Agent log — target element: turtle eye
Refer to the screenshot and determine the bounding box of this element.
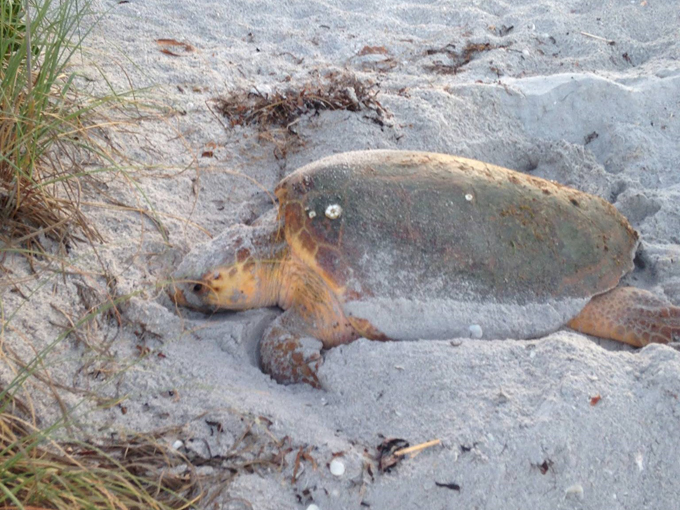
[192,283,204,293]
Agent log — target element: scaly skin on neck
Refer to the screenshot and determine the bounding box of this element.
[179,219,292,311]
[275,250,298,310]
[245,219,332,314]
[228,227,291,310]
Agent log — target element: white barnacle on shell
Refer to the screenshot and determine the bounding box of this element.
[325,204,343,219]
[306,209,317,219]
[465,193,474,202]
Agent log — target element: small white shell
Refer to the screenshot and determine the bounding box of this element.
[469,324,483,339]
[465,193,474,202]
[565,484,584,500]
[325,204,343,219]
[329,458,346,476]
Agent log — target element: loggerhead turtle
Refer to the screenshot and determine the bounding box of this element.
[170,150,680,386]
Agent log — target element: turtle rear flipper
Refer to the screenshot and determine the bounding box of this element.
[568,286,680,346]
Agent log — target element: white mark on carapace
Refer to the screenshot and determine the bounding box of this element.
[465,193,474,202]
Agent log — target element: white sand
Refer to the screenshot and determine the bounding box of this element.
[2,0,680,508]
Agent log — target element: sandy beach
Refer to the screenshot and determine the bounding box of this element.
[2,0,680,508]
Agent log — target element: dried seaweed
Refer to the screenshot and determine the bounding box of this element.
[424,41,510,75]
[213,73,388,157]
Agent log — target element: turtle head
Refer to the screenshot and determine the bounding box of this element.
[169,218,288,312]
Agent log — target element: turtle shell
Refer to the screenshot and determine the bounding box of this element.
[275,150,639,340]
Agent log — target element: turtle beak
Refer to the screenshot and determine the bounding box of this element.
[167,277,212,311]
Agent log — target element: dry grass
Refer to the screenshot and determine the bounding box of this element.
[0,274,202,509]
[0,394,201,510]
[0,387,297,510]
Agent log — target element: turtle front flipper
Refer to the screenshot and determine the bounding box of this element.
[260,309,326,387]
[568,286,680,346]
[261,254,362,386]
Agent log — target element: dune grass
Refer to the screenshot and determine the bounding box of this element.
[0,1,209,508]
[0,0,109,251]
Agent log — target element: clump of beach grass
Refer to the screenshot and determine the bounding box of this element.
[0,1,208,508]
[0,0,112,252]
[0,391,203,510]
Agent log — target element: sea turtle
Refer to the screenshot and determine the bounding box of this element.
[170,150,680,386]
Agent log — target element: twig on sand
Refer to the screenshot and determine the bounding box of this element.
[580,31,616,45]
[394,439,442,457]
